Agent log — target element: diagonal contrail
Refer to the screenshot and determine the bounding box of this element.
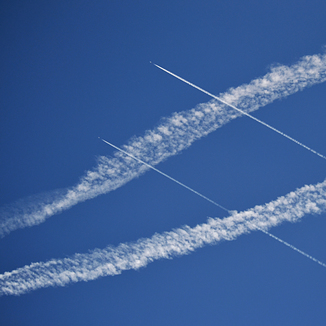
[1,52,326,236]
[153,63,326,161]
[101,138,325,268]
[1,179,326,296]
[258,228,326,268]
[100,138,230,213]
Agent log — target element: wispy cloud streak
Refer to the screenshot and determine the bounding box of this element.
[1,179,326,296]
[100,138,324,263]
[1,52,326,236]
[153,62,326,160]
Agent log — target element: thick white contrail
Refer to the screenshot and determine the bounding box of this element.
[100,138,230,213]
[1,52,326,236]
[101,137,325,267]
[1,179,326,296]
[153,63,326,161]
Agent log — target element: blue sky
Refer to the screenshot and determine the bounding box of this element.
[1,1,326,325]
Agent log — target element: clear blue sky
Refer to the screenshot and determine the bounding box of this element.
[1,1,326,325]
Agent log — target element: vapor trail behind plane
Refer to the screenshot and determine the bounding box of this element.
[1,179,326,296]
[153,63,326,161]
[101,137,325,267]
[100,138,230,213]
[1,52,326,236]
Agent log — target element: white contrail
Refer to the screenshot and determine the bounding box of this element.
[1,52,326,236]
[100,138,230,213]
[1,179,326,296]
[101,137,324,267]
[153,63,326,161]
[258,228,326,268]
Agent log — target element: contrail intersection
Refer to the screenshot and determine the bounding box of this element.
[1,51,326,296]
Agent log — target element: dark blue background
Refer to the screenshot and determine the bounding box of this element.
[1,1,326,325]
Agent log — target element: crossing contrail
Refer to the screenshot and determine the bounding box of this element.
[1,178,326,296]
[100,137,230,213]
[153,63,326,161]
[101,137,325,268]
[1,52,326,236]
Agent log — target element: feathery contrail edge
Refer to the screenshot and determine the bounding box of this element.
[1,52,325,237]
[152,62,326,161]
[2,178,326,296]
[100,137,326,268]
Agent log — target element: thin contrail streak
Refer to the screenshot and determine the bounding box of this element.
[100,138,230,212]
[153,63,326,161]
[101,137,325,268]
[1,52,326,236]
[259,228,326,268]
[1,179,326,296]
